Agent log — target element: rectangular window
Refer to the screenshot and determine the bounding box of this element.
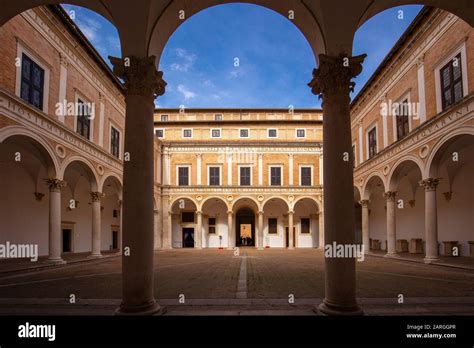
[211,129,221,138]
[155,129,164,138]
[368,127,377,159]
[209,167,220,186]
[440,53,463,110]
[352,144,356,168]
[270,166,282,186]
[395,99,410,140]
[300,218,310,234]
[300,167,312,186]
[215,114,223,121]
[161,114,169,122]
[20,54,44,110]
[268,129,278,138]
[110,126,120,158]
[239,129,249,138]
[183,129,193,138]
[178,167,189,186]
[208,217,216,234]
[296,129,306,138]
[240,167,251,186]
[182,212,194,223]
[268,218,277,234]
[76,98,91,139]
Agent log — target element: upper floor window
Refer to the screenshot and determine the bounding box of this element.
[161,114,169,122]
[110,126,120,158]
[178,166,190,186]
[395,99,409,140]
[300,218,310,234]
[300,166,312,186]
[352,144,356,168]
[268,129,278,138]
[440,53,463,110]
[239,166,251,186]
[215,114,223,121]
[368,126,377,159]
[182,129,193,138]
[155,129,164,138]
[209,166,221,186]
[211,129,221,138]
[239,129,249,138]
[76,98,91,140]
[296,129,306,138]
[270,166,282,186]
[20,54,44,110]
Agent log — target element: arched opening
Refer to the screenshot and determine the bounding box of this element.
[0,133,57,257]
[429,133,474,256]
[363,175,386,252]
[170,198,198,248]
[388,160,424,254]
[262,198,289,248]
[201,198,228,248]
[155,3,317,108]
[235,207,255,247]
[61,159,98,254]
[101,175,122,251]
[293,198,320,248]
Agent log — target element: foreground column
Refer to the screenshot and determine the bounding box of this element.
[308,54,366,315]
[419,178,440,263]
[318,210,324,249]
[90,192,104,257]
[257,210,264,250]
[227,211,234,248]
[384,191,397,257]
[359,200,370,254]
[46,179,66,264]
[110,55,166,315]
[196,210,202,249]
[288,211,294,249]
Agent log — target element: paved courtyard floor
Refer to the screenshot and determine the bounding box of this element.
[0,248,473,315]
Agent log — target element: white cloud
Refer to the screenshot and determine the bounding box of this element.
[170,48,196,72]
[177,84,196,99]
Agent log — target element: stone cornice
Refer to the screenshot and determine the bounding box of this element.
[22,8,126,116]
[0,89,123,173]
[162,144,323,154]
[163,185,323,194]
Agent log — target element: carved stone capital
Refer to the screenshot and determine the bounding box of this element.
[59,53,69,67]
[359,199,369,208]
[45,178,66,192]
[90,191,105,202]
[109,55,166,99]
[308,53,367,100]
[383,191,397,202]
[419,178,440,191]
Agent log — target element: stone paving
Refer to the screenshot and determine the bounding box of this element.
[0,248,473,314]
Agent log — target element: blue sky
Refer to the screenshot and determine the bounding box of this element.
[62,4,422,108]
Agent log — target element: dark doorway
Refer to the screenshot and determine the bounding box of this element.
[62,229,72,252]
[182,228,195,248]
[236,208,255,247]
[285,227,296,248]
[112,231,119,250]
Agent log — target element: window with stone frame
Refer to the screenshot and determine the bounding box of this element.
[76,98,91,140]
[300,167,312,186]
[110,126,120,158]
[268,218,278,234]
[178,167,189,186]
[395,99,410,140]
[440,53,463,110]
[208,217,216,234]
[20,53,44,110]
[368,127,377,159]
[300,218,310,234]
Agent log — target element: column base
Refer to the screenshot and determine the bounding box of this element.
[423,256,440,264]
[257,247,264,250]
[87,253,103,259]
[315,299,364,316]
[45,258,66,265]
[115,300,165,316]
[384,252,397,258]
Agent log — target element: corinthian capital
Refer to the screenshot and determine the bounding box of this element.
[45,178,66,191]
[359,199,369,208]
[308,53,367,100]
[90,191,105,202]
[383,191,397,202]
[419,178,440,191]
[109,55,166,99]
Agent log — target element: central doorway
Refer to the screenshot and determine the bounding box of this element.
[182,228,195,248]
[236,207,255,247]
